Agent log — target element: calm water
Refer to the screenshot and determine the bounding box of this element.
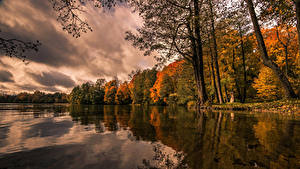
[0,104,299,169]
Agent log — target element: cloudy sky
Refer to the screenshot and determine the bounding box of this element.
[0,0,155,94]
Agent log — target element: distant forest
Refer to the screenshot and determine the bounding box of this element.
[0,91,68,103]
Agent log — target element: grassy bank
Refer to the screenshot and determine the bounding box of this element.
[202,100,300,114]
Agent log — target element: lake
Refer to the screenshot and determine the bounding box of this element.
[0,104,299,169]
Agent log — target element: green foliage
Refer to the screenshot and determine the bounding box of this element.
[69,79,106,105]
[130,69,157,104]
[176,61,197,105]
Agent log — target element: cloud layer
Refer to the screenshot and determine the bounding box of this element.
[0,0,154,94]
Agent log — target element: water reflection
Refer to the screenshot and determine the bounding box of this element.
[0,104,299,169]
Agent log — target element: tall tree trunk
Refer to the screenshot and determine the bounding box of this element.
[209,0,224,104]
[238,25,247,103]
[246,0,298,99]
[208,36,220,103]
[295,0,300,56]
[192,0,208,105]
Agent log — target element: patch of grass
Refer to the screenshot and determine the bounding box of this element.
[210,99,300,114]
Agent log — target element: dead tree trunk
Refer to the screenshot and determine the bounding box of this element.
[246,0,298,99]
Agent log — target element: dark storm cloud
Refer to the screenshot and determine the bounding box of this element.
[15,83,60,93]
[28,71,75,88]
[0,1,84,68]
[0,70,14,82]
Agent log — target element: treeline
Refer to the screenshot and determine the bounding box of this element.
[68,60,196,105]
[69,26,299,105]
[0,91,68,103]
[124,0,300,105]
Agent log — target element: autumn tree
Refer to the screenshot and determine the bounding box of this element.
[115,82,132,104]
[245,0,298,99]
[150,60,184,104]
[104,80,118,104]
[253,67,283,100]
[126,0,210,105]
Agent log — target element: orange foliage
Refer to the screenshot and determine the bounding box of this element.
[262,27,298,67]
[150,60,185,103]
[115,82,131,104]
[104,80,118,104]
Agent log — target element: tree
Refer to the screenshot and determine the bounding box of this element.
[126,0,210,105]
[245,0,298,99]
[150,60,184,104]
[91,78,106,104]
[130,69,157,104]
[104,80,118,104]
[115,82,132,104]
[208,0,224,104]
[176,61,197,105]
[253,67,283,100]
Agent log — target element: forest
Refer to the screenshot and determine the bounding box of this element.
[69,22,299,106]
[1,0,299,107]
[61,0,300,106]
[0,91,68,103]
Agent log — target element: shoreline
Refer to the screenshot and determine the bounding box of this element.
[0,100,299,114]
[197,100,300,114]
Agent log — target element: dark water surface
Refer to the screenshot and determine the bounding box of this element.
[0,104,299,169]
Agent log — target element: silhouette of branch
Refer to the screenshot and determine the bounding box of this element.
[49,0,126,38]
[0,30,41,61]
[49,0,92,38]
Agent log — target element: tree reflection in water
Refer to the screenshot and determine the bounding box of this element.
[69,105,300,169]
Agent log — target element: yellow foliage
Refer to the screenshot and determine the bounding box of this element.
[253,67,283,100]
